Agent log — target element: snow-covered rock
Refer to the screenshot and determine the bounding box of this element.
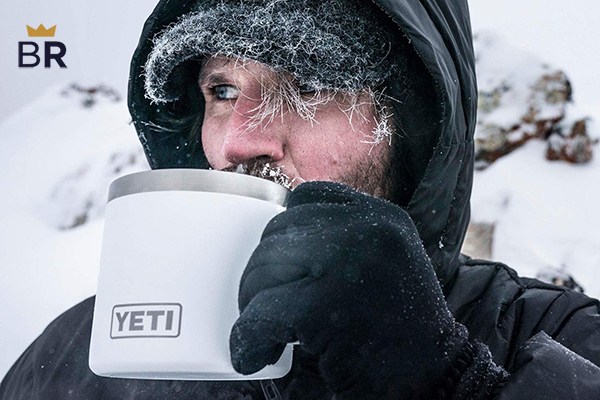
[45,145,147,230]
[473,32,594,168]
[546,118,595,164]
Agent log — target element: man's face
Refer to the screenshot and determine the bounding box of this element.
[199,57,392,198]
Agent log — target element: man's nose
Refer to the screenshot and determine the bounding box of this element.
[220,96,285,165]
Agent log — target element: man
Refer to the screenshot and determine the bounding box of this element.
[2,0,600,399]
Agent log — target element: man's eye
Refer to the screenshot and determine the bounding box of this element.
[213,85,239,100]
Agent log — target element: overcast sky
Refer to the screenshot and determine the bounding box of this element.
[469,0,600,114]
[1,0,599,122]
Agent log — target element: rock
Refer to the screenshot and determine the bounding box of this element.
[536,266,584,292]
[60,83,121,108]
[473,32,594,168]
[461,222,494,260]
[45,146,148,230]
[546,118,595,163]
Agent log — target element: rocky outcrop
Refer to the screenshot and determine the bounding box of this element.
[546,119,594,163]
[473,32,595,169]
[38,83,149,230]
[461,222,494,260]
[46,146,148,230]
[60,83,122,108]
[536,267,584,293]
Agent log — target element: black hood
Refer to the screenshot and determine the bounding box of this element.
[127,0,477,288]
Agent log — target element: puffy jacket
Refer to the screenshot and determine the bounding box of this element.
[2,0,600,398]
[1,259,599,399]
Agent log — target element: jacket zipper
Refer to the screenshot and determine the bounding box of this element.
[260,379,282,400]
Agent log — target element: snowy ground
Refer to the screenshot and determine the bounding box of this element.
[1,1,599,381]
[471,139,600,294]
[0,89,148,377]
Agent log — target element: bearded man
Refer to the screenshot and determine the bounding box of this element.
[1,0,600,399]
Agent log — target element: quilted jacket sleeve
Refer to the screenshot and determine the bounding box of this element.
[497,331,600,399]
[449,261,600,399]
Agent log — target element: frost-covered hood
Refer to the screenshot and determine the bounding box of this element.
[128,0,477,288]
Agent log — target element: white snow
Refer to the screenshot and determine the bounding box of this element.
[471,138,600,294]
[469,30,600,294]
[474,31,550,127]
[0,86,148,376]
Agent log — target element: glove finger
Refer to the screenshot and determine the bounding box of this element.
[230,318,291,376]
[239,227,355,311]
[248,228,326,270]
[261,201,350,238]
[238,261,309,311]
[230,281,320,375]
[230,287,298,375]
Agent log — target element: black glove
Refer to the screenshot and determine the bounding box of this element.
[230,182,506,399]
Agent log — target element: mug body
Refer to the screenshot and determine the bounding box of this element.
[89,169,292,380]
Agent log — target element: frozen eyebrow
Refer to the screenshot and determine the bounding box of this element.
[198,72,228,88]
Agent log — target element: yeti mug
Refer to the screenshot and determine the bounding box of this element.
[89,169,293,380]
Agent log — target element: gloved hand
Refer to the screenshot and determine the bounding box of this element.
[230,181,505,399]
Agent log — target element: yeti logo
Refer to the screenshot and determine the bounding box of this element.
[110,303,182,339]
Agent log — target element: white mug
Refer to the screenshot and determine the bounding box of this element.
[89,169,293,380]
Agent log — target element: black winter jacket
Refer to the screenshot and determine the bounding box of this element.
[1,259,599,399]
[2,0,600,398]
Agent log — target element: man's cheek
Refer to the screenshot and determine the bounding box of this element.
[294,155,342,182]
[290,170,334,188]
[200,137,224,169]
[200,125,224,169]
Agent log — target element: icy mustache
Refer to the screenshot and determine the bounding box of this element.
[221,160,293,189]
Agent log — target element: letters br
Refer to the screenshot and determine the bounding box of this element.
[18,41,67,68]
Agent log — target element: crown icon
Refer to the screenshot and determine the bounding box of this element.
[26,24,56,37]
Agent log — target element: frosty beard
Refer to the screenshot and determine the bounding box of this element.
[221,155,393,200]
[221,159,294,189]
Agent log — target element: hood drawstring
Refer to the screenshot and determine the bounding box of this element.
[260,379,282,400]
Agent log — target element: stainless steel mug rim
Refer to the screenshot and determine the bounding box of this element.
[108,169,289,206]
